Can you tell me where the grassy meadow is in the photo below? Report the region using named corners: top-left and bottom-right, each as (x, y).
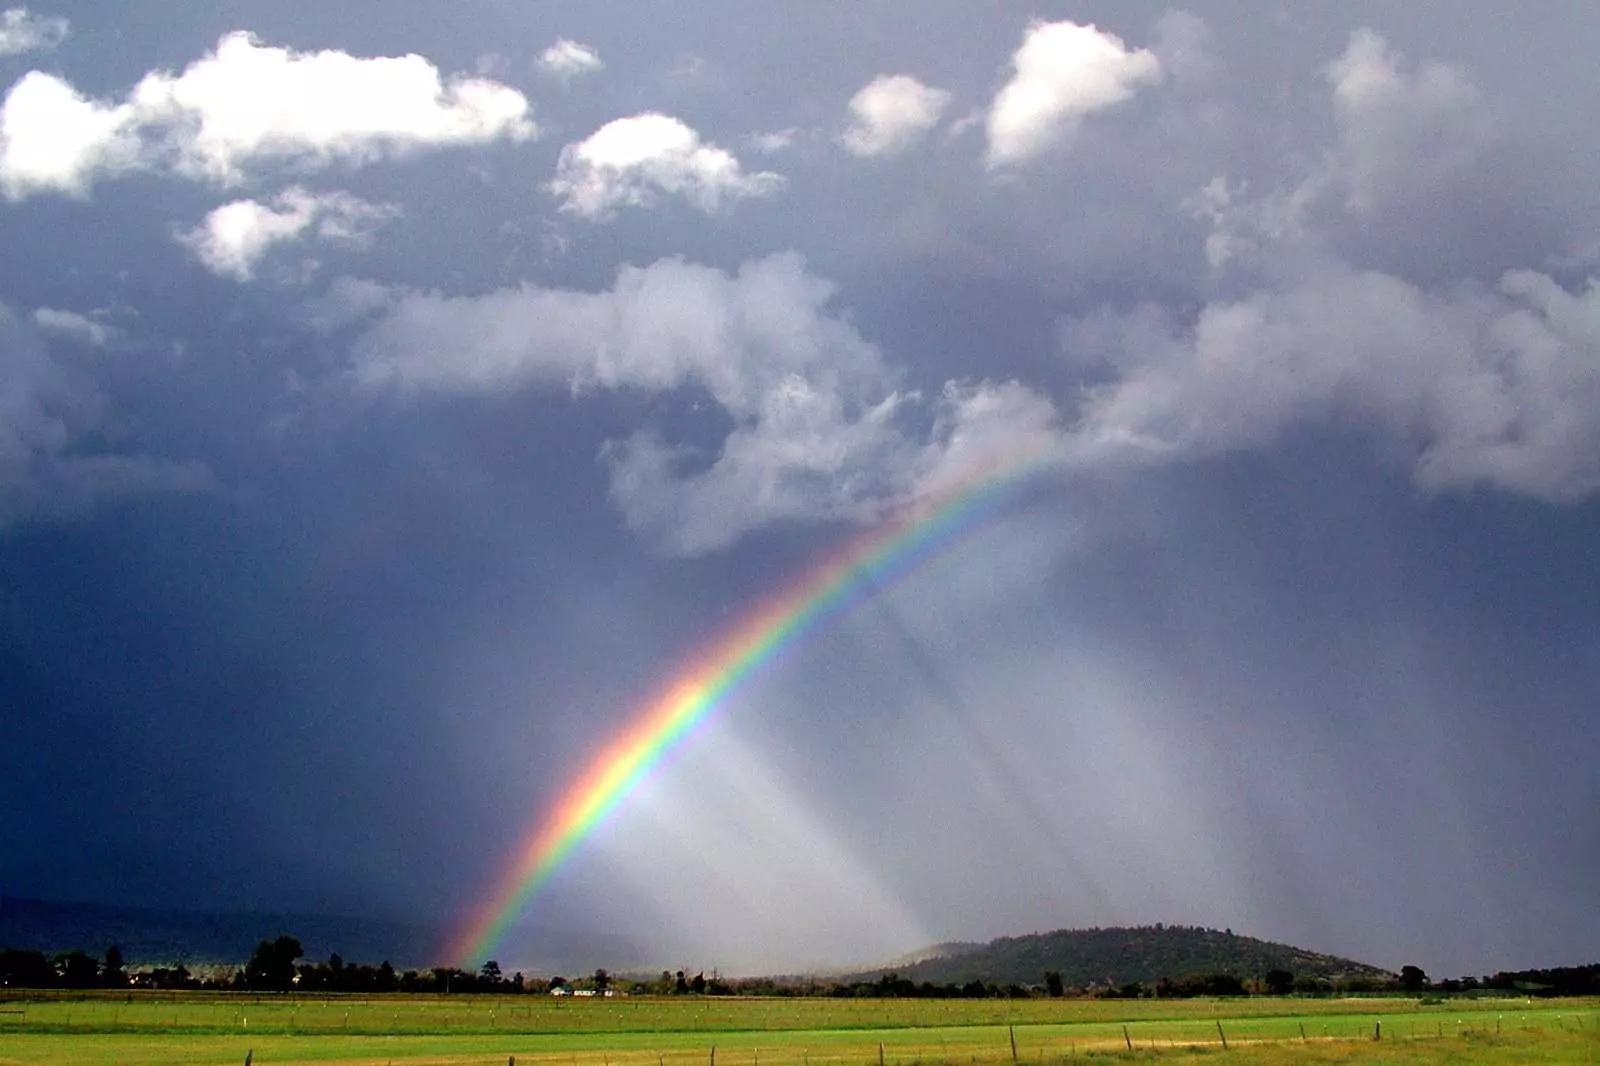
top-left (0, 991), bottom-right (1595, 1065)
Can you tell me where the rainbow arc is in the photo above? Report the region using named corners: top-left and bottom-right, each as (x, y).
top-left (449, 443), bottom-right (1058, 967)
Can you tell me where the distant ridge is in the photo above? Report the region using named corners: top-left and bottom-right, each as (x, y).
top-left (0, 897), bottom-right (655, 974)
top-left (0, 897), bottom-right (439, 969)
top-left (853, 925), bottom-right (1392, 988)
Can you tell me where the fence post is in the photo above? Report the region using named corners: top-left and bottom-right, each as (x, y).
top-left (1215, 1022), bottom-right (1228, 1050)
top-left (1374, 1021), bottom-right (1381, 1041)
top-left (1122, 1025), bottom-right (1132, 1051)
top-left (1009, 1025), bottom-right (1018, 1063)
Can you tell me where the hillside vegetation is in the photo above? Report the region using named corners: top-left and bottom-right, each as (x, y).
top-left (856, 925), bottom-right (1392, 990)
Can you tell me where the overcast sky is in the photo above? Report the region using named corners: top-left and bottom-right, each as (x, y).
top-left (2, 1), bottom-right (1597, 979)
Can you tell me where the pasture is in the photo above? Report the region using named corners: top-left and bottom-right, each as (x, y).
top-left (0, 991), bottom-right (1595, 1065)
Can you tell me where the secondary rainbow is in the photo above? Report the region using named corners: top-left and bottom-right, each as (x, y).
top-left (450, 442), bottom-right (1058, 967)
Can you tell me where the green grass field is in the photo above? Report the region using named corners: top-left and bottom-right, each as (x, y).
top-left (1, 992), bottom-right (1595, 1065)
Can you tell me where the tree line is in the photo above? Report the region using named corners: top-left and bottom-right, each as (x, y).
top-left (4, 935), bottom-right (1597, 998)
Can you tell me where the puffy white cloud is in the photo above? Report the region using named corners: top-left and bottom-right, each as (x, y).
top-left (33, 307), bottom-right (114, 347)
top-left (0, 31), bottom-right (535, 196)
top-left (130, 31), bottom-right (536, 183)
top-left (1063, 266), bottom-right (1600, 502)
top-left (536, 38), bottom-right (603, 81)
top-left (0, 72), bottom-right (138, 198)
top-left (986, 20), bottom-right (1161, 167)
top-left (178, 187), bottom-right (398, 280)
top-left (840, 74), bottom-right (951, 157)
top-left (548, 112), bottom-right (782, 219)
top-left (0, 7), bottom-right (66, 56)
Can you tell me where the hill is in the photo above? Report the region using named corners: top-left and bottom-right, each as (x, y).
top-left (852, 925), bottom-right (1392, 989)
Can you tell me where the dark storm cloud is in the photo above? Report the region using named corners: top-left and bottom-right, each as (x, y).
top-left (2, 2), bottom-right (1597, 979)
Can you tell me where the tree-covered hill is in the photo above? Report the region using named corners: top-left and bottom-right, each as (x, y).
top-left (854, 925), bottom-right (1393, 990)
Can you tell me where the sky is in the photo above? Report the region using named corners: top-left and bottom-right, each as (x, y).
top-left (1, 1), bottom-right (1597, 980)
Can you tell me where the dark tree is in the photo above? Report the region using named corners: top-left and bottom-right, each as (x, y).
top-left (56, 950), bottom-right (100, 989)
top-left (675, 970), bottom-right (689, 994)
top-left (592, 968), bottom-right (610, 993)
top-left (245, 935), bottom-right (304, 991)
top-left (1263, 969), bottom-right (1294, 996)
top-left (0, 949), bottom-right (55, 988)
top-left (690, 971), bottom-right (706, 994)
top-left (1044, 971), bottom-right (1065, 997)
top-left (146, 963), bottom-right (193, 990)
top-left (481, 960), bottom-right (504, 986)
top-left (102, 945), bottom-right (127, 988)
top-left (1398, 965), bottom-right (1429, 993)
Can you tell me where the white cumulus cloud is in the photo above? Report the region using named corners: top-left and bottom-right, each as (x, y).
top-left (536, 38), bottom-right (603, 81)
top-left (548, 112), bottom-right (783, 219)
top-left (0, 31), bottom-right (535, 196)
top-left (0, 72), bottom-right (139, 198)
top-left (0, 7), bottom-right (66, 56)
top-left (178, 187), bottom-right (398, 281)
top-left (348, 252), bottom-right (1063, 553)
top-left (130, 31), bottom-right (536, 183)
top-left (840, 74), bottom-right (951, 157)
top-left (986, 20), bottom-right (1161, 167)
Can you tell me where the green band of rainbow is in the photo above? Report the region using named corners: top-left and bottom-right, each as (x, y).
top-left (448, 444), bottom-right (1057, 967)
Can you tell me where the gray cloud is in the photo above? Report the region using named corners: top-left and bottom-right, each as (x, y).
top-left (32, 307), bottom-right (114, 347)
top-left (0, 306), bottom-right (211, 524)
top-left (536, 38), bottom-right (603, 82)
top-left (1053, 27), bottom-right (1600, 504)
top-left (348, 251), bottom-right (1061, 552)
top-left (1065, 265), bottom-right (1600, 501)
top-left (0, 7), bottom-right (66, 56)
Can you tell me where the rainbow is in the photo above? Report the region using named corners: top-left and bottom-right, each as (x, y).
top-left (449, 442), bottom-right (1059, 967)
